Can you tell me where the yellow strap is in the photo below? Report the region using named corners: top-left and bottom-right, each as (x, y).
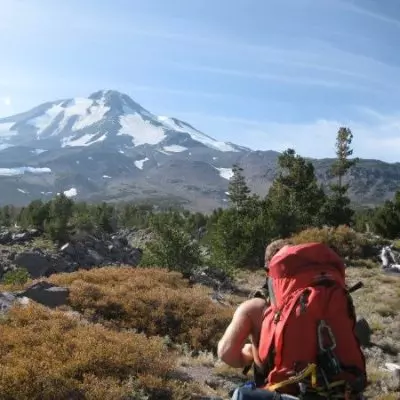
top-left (267, 363), bottom-right (318, 391)
top-left (267, 363), bottom-right (346, 396)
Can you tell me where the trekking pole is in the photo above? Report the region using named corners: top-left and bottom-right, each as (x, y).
top-left (348, 281), bottom-right (363, 293)
top-left (243, 363), bottom-right (252, 376)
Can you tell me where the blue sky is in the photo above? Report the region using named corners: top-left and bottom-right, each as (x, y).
top-left (1, 0), bottom-right (400, 161)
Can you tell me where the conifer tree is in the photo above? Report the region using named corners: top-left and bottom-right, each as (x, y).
top-left (228, 164), bottom-right (251, 210)
top-left (322, 127), bottom-right (358, 226)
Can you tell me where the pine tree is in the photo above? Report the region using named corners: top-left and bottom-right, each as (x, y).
top-left (323, 127), bottom-right (358, 226)
top-left (44, 194), bottom-right (74, 242)
top-left (267, 149), bottom-right (326, 234)
top-left (331, 127), bottom-right (358, 188)
top-left (228, 164), bottom-right (251, 210)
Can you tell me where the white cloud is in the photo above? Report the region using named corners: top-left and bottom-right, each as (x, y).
top-left (184, 110), bottom-right (400, 162)
top-left (3, 97), bottom-right (11, 106)
top-left (247, 117), bottom-right (400, 162)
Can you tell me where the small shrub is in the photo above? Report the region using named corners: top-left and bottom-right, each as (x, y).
top-left (49, 267), bottom-right (233, 352)
top-left (2, 267), bottom-right (30, 286)
top-left (291, 225), bottom-right (369, 259)
top-left (140, 227), bottom-right (202, 276)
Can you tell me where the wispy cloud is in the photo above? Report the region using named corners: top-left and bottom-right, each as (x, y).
top-left (337, 0), bottom-right (400, 28)
top-left (129, 85), bottom-right (232, 100)
top-left (171, 63), bottom-right (384, 93)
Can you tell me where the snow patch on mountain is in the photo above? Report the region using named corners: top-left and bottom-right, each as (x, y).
top-left (0, 167), bottom-right (52, 176)
top-left (135, 157), bottom-right (149, 170)
top-left (215, 167), bottom-right (234, 180)
top-left (31, 149), bottom-right (48, 155)
top-left (157, 116), bottom-right (237, 152)
top-left (163, 145), bottom-right (187, 153)
top-left (73, 99), bottom-right (110, 131)
top-left (30, 97), bottom-right (110, 137)
top-left (30, 103), bottom-right (64, 135)
top-left (119, 114), bottom-right (166, 146)
top-left (62, 132), bottom-right (106, 147)
top-left (64, 188), bottom-right (77, 198)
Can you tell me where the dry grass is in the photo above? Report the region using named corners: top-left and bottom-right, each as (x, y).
top-left (0, 303), bottom-right (201, 400)
top-left (48, 267), bottom-right (233, 353)
top-left (342, 267), bottom-right (400, 398)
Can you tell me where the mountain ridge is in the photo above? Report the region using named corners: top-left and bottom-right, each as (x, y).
top-left (0, 89), bottom-right (399, 212)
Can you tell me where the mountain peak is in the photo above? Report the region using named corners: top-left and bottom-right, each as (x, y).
top-left (0, 89), bottom-right (244, 153)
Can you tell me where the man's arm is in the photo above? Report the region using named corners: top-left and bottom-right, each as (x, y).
top-left (217, 300), bottom-right (255, 368)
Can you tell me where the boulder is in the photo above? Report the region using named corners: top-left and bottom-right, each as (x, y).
top-left (18, 282), bottom-right (69, 308)
top-left (190, 266), bottom-right (235, 292)
top-left (60, 242), bottom-right (76, 257)
top-left (14, 251), bottom-right (53, 278)
top-left (83, 248), bottom-right (105, 266)
top-left (0, 231), bottom-right (12, 244)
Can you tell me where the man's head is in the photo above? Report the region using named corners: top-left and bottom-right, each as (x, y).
top-left (264, 238), bottom-right (293, 270)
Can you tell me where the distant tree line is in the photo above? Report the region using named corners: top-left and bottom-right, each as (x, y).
top-left (1, 126), bottom-right (400, 273)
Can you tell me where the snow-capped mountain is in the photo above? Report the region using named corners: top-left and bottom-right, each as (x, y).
top-left (0, 90), bottom-right (245, 153)
top-left (0, 90), bottom-right (258, 211)
top-left (0, 90), bottom-right (398, 211)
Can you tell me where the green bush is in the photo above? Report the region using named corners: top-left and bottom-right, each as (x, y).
top-left (2, 268), bottom-right (30, 286)
top-left (291, 225), bottom-right (369, 259)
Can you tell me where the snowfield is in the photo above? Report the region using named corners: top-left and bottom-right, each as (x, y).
top-left (135, 157), bottom-right (149, 170)
top-left (0, 167), bottom-right (52, 176)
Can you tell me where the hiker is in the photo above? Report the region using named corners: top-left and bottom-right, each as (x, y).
top-left (217, 240), bottom-right (367, 399)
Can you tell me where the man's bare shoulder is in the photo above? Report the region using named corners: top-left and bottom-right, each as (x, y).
top-left (236, 297), bottom-right (267, 316)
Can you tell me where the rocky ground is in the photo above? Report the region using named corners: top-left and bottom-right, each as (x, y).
top-left (0, 227), bottom-right (143, 279)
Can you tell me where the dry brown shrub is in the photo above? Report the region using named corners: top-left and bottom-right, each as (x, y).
top-left (0, 303), bottom-right (195, 399)
top-left (49, 267), bottom-right (233, 352)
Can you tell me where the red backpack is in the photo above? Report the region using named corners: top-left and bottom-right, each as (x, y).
top-left (256, 243), bottom-right (367, 398)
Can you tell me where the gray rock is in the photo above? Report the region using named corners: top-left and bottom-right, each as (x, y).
top-left (0, 292), bottom-right (31, 314)
top-left (0, 292), bottom-right (16, 313)
top-left (18, 282), bottom-right (69, 308)
top-left (60, 243), bottom-right (75, 256)
top-left (85, 248), bottom-right (104, 265)
top-left (190, 266), bottom-right (235, 292)
top-left (11, 232), bottom-right (29, 243)
top-left (0, 229), bottom-right (144, 278)
top-left (14, 251), bottom-right (53, 278)
top-left (0, 231), bottom-right (12, 244)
